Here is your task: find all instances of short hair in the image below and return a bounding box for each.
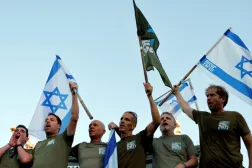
[48,113,62,126]
[206,85,229,107]
[125,111,138,125]
[16,125,29,137]
[161,112,176,126]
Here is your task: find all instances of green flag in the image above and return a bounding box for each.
[133,0,172,88]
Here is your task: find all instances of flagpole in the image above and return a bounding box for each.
[158,27,232,106]
[74,90,93,120]
[138,36,149,83]
[154,90,171,102]
[57,58,93,120]
[187,78,199,111]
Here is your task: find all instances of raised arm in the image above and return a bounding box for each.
[67,82,79,136]
[173,85,194,120]
[16,134,33,164]
[242,133,252,168]
[144,83,160,136]
[108,122,121,138]
[0,133,16,158]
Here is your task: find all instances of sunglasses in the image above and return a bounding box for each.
[128,111,138,123]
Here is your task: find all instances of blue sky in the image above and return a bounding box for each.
[1,0,252,166]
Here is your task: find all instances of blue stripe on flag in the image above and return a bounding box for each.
[59,108,72,134]
[103,130,117,168]
[155,82,188,105]
[66,74,75,80]
[172,96,197,114]
[46,59,61,84]
[224,29,249,51]
[56,55,62,60]
[200,56,252,99]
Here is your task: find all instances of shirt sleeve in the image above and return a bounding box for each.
[236,112,251,137]
[192,110,201,124]
[139,128,153,153]
[183,135,197,157]
[62,129,74,147]
[70,144,79,159]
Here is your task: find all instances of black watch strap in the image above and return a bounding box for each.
[16,144,23,148]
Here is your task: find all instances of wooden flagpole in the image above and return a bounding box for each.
[158,27,232,106]
[57,58,93,120]
[187,78,200,111]
[73,89,93,120]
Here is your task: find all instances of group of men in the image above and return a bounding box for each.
[0,82,251,168]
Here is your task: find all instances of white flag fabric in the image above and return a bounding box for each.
[103,129,118,168]
[198,29,252,106]
[29,55,77,140]
[155,81,197,117]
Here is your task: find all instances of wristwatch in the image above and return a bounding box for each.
[16,144,23,148]
[182,163,187,168]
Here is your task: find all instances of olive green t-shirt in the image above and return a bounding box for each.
[117,129,152,168]
[71,142,107,168]
[152,135,197,168]
[193,110,251,168]
[0,148,33,168]
[32,130,74,168]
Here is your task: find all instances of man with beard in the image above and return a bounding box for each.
[173,84,252,168]
[0,125,32,168]
[17,82,79,168]
[108,83,160,168]
[70,120,106,168]
[152,112,198,168]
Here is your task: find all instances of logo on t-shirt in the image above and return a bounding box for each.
[172,142,181,151]
[99,147,106,155]
[127,140,136,150]
[218,121,230,130]
[47,139,55,146]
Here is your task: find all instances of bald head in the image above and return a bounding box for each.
[93,120,105,130]
[89,120,106,141]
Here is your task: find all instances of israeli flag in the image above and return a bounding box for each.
[155,81,197,117]
[199,29,252,106]
[29,55,77,140]
[103,129,118,168]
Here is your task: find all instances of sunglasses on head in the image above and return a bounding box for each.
[127,111,138,123]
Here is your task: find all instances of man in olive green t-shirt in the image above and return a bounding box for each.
[70,120,107,168]
[0,125,32,168]
[109,83,160,168]
[152,112,198,168]
[173,84,252,168]
[16,82,79,168]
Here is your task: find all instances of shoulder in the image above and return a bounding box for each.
[225,111,242,116]
[192,110,210,116]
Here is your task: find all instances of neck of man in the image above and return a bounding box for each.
[162,129,175,136]
[121,131,133,139]
[90,137,102,143]
[46,132,58,139]
[211,107,225,114]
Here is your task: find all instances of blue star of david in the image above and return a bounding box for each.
[235,55,252,79]
[41,87,68,113]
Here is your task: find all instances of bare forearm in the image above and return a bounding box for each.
[148,95,160,125]
[175,92,194,120]
[71,94,79,121]
[0,144,11,157]
[17,146,32,163]
[248,144,252,168]
[184,157,198,168]
[67,94,79,135]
